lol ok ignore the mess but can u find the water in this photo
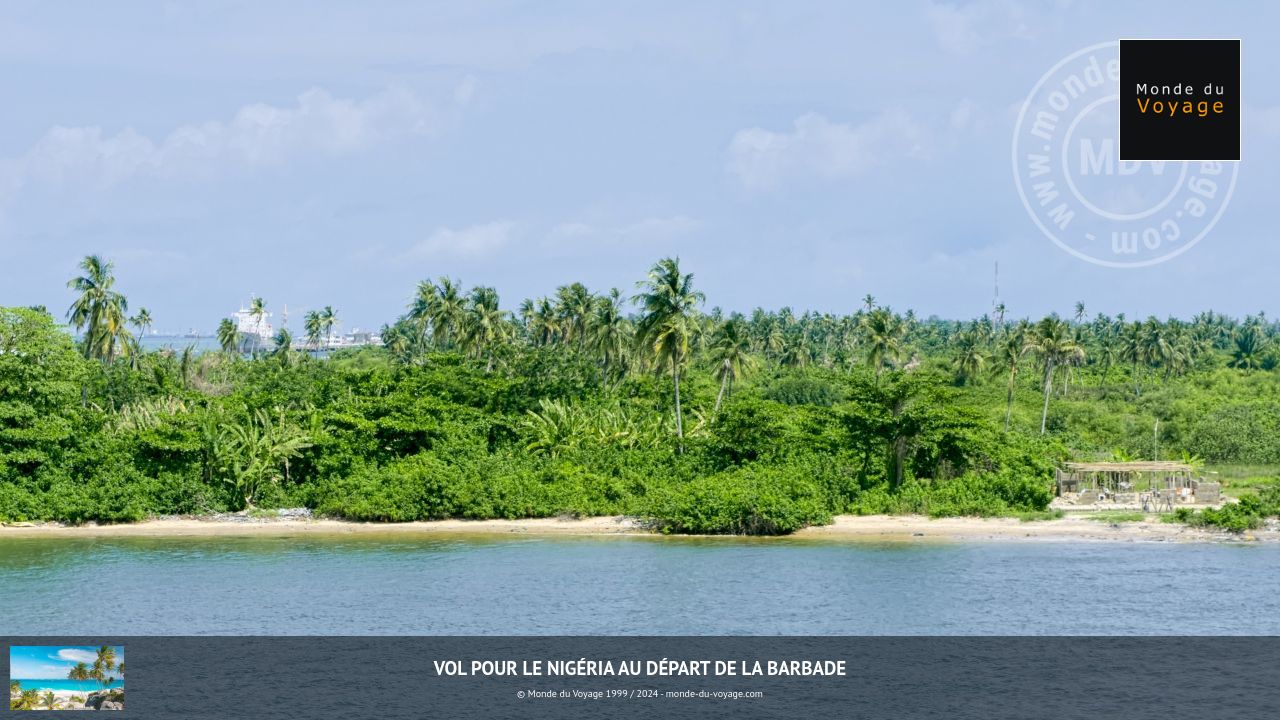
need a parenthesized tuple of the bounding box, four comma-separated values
(9, 679, 123, 693)
(1, 535, 1278, 635)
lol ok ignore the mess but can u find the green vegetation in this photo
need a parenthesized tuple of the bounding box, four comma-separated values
(1085, 511, 1149, 523)
(1172, 488, 1280, 533)
(10, 682, 39, 711)
(4, 255, 1280, 534)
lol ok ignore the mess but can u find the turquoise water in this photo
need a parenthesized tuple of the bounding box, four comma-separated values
(1, 535, 1278, 635)
(10, 679, 123, 693)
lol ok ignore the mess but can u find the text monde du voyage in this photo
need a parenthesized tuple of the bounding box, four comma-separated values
(432, 659, 847, 677)
(1134, 82, 1228, 118)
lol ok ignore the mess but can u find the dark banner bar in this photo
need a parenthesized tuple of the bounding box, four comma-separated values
(5, 637, 1279, 719)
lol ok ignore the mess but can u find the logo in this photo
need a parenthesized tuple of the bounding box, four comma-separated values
(1119, 39, 1240, 161)
(1012, 41, 1238, 268)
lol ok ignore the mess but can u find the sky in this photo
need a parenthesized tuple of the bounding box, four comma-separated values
(0, 1, 1277, 334)
(9, 645, 124, 679)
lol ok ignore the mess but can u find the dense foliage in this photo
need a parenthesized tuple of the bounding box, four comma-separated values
(4, 257, 1280, 533)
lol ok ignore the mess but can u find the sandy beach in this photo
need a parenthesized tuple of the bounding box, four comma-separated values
(1, 513, 1274, 543)
(7, 687, 118, 711)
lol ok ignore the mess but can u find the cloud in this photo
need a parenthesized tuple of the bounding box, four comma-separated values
(727, 111, 926, 191)
(405, 221, 516, 260)
(548, 215, 699, 244)
(927, 2, 983, 55)
(56, 649, 97, 664)
(925, 1, 1040, 55)
(3, 86, 445, 195)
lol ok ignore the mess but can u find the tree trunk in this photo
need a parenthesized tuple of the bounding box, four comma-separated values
(1004, 366, 1016, 431)
(672, 355, 684, 451)
(713, 361, 730, 414)
(1039, 359, 1055, 434)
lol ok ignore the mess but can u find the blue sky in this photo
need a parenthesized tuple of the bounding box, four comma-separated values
(0, 1, 1276, 333)
(9, 645, 124, 679)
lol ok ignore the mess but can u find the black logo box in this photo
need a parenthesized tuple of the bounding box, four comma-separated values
(1119, 39, 1240, 161)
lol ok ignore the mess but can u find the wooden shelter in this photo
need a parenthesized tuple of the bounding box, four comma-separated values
(1055, 461, 1214, 508)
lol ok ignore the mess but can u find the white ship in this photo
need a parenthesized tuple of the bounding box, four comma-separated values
(233, 300, 274, 348)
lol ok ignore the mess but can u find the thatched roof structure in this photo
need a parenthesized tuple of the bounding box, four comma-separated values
(1063, 461, 1192, 473)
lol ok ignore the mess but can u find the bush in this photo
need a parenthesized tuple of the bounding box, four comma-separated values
(1176, 492, 1277, 533)
(848, 471, 1053, 518)
(644, 464, 832, 535)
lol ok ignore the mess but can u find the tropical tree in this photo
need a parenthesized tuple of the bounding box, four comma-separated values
(68, 663, 90, 684)
(1025, 316, 1084, 434)
(633, 257, 704, 447)
(217, 318, 240, 354)
(91, 646, 117, 692)
(129, 307, 153, 337)
(321, 306, 338, 347)
(66, 254, 132, 362)
(709, 318, 756, 413)
(220, 409, 312, 509)
(997, 322, 1028, 430)
(303, 310, 324, 350)
(1228, 324, 1270, 371)
(461, 287, 511, 370)
(42, 691, 57, 710)
(952, 328, 988, 385)
(430, 278, 466, 348)
(14, 688, 39, 711)
(859, 307, 906, 382)
(555, 282, 595, 346)
(271, 328, 297, 367)
(588, 289, 629, 379)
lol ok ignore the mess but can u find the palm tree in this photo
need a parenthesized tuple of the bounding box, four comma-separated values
(431, 278, 466, 348)
(217, 318, 241, 354)
(321, 306, 338, 348)
(1120, 321, 1149, 395)
(709, 318, 756, 413)
(129, 307, 153, 337)
(66, 254, 132, 362)
(952, 329, 988, 385)
(180, 345, 195, 389)
(303, 310, 324, 350)
(997, 322, 1029, 430)
(461, 287, 511, 370)
(91, 646, 117, 692)
(1025, 316, 1084, 434)
(246, 297, 268, 353)
(1228, 324, 1270, 370)
(42, 691, 57, 710)
(271, 328, 296, 366)
(16, 689, 39, 711)
(68, 663, 90, 685)
(588, 289, 629, 379)
(555, 282, 595, 346)
(859, 307, 906, 382)
(408, 279, 438, 345)
(633, 257, 704, 447)
(525, 297, 559, 346)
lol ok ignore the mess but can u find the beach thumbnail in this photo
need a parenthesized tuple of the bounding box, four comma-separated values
(9, 646, 124, 711)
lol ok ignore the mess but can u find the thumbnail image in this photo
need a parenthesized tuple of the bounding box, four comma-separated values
(9, 646, 124, 711)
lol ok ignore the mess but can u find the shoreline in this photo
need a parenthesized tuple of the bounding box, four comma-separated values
(1, 513, 1274, 543)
